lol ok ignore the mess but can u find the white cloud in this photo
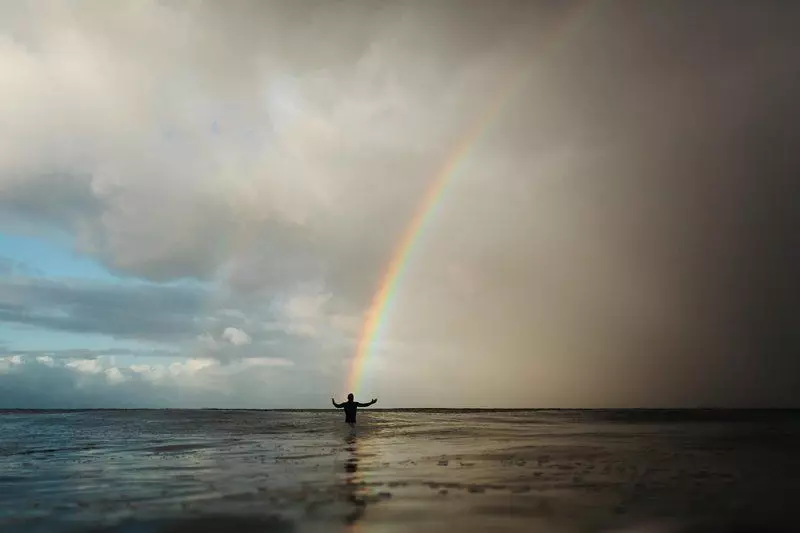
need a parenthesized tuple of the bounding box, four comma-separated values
(184, 358, 217, 373)
(104, 367, 125, 384)
(67, 358, 103, 374)
(329, 314, 362, 334)
(168, 358, 217, 376)
(0, 354, 309, 408)
(284, 292, 331, 320)
(222, 327, 251, 346)
(275, 288, 360, 339)
(243, 357, 293, 367)
(0, 0, 509, 290)
(35, 355, 55, 366)
(0, 356, 19, 373)
(283, 322, 318, 338)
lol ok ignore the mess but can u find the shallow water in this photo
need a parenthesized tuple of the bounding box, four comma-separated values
(1, 409, 799, 532)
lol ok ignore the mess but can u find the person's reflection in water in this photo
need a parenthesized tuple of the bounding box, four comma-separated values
(343, 431, 366, 526)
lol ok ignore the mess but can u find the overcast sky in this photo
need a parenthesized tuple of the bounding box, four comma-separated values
(1, 0, 798, 408)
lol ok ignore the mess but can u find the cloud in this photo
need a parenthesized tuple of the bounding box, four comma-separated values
(65, 358, 103, 374)
(0, 0, 538, 305)
(0, 276, 209, 342)
(0, 347, 180, 359)
(0, 354, 299, 409)
(0, 1, 444, 285)
(222, 327, 251, 346)
(329, 314, 362, 335)
(274, 289, 331, 338)
(104, 366, 126, 385)
(284, 292, 331, 320)
(282, 322, 318, 339)
(0, 256, 41, 276)
(242, 357, 295, 368)
(0, 1, 798, 407)
(0, 276, 335, 368)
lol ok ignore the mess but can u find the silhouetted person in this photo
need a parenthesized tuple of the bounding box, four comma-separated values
(332, 393, 377, 424)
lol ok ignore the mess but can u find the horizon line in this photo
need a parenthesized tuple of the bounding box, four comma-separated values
(2, 407, 798, 412)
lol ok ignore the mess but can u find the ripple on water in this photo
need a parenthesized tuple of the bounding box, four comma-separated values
(145, 443, 217, 454)
(3, 410, 800, 533)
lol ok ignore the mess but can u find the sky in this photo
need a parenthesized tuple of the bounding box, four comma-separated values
(1, 0, 798, 408)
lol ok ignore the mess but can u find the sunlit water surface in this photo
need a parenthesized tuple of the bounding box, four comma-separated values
(1, 409, 799, 533)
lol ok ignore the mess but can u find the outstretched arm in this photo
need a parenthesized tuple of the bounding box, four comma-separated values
(332, 398, 343, 408)
(356, 398, 378, 407)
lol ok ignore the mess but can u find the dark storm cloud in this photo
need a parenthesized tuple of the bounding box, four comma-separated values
(0, 173, 102, 229)
(0, 347, 180, 359)
(553, 0, 800, 405)
(0, 277, 209, 341)
(365, 0, 800, 406)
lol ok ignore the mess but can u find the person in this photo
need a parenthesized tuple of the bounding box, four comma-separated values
(332, 393, 377, 424)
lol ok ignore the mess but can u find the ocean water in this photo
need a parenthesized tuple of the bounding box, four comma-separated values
(1, 409, 799, 533)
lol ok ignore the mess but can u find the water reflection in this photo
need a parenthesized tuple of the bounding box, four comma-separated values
(343, 430, 365, 525)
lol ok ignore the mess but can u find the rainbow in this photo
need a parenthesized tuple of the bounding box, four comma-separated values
(346, 2, 595, 394)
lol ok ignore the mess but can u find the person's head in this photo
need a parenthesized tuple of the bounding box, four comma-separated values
(347, 393, 354, 401)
